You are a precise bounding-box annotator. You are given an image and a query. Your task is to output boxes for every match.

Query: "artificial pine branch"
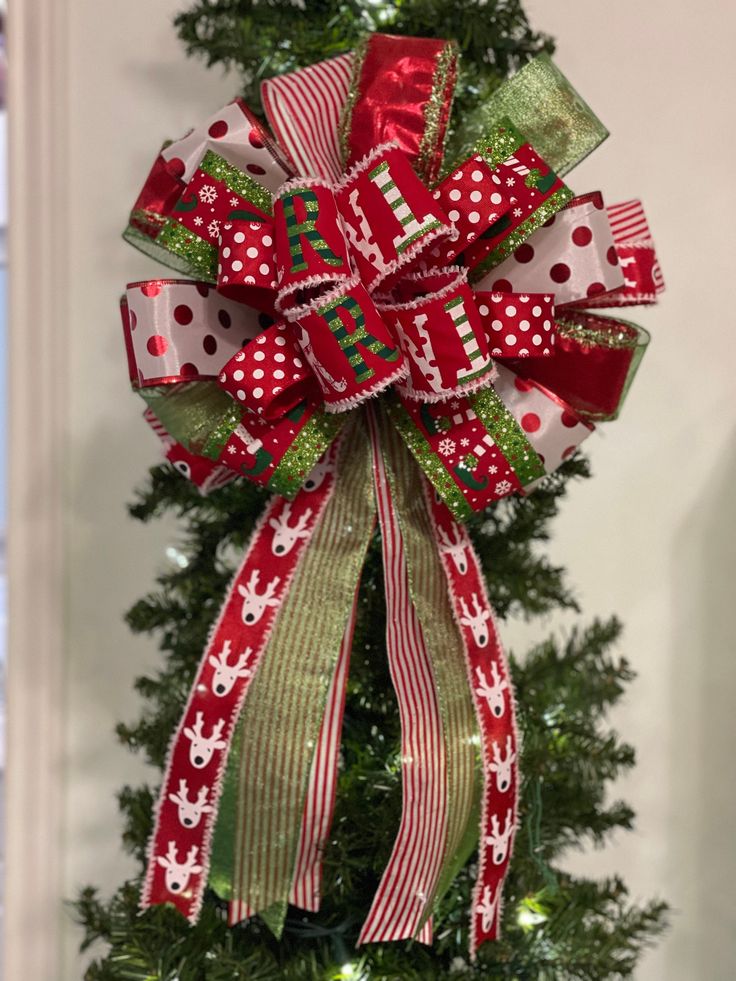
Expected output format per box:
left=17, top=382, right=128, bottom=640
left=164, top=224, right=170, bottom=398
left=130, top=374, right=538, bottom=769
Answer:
left=174, top=0, right=553, bottom=114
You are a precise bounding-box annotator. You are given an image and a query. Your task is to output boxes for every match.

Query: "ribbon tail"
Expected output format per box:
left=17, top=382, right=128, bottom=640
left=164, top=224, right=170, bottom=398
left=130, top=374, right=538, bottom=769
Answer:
left=424, top=489, right=520, bottom=957
left=359, top=409, right=477, bottom=945
left=288, top=583, right=360, bottom=911
left=219, top=414, right=376, bottom=922
left=141, top=442, right=340, bottom=923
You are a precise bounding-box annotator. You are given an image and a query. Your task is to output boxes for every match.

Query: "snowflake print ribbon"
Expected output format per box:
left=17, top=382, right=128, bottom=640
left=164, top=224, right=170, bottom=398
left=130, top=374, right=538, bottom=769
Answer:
left=120, top=33, right=663, bottom=957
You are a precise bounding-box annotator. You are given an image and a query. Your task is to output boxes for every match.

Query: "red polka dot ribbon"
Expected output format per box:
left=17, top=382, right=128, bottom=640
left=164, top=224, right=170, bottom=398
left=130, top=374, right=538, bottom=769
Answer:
left=121, top=33, right=663, bottom=959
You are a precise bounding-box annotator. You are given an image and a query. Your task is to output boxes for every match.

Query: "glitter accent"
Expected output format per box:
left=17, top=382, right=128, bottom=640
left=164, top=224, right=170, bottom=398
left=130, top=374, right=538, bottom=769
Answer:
left=471, top=388, right=545, bottom=486
left=157, top=218, right=218, bottom=281
left=556, top=315, right=650, bottom=350
left=474, top=118, right=526, bottom=168
left=469, top=186, right=574, bottom=281
left=459, top=54, right=609, bottom=177
left=269, top=410, right=345, bottom=497
left=122, top=223, right=207, bottom=278
left=199, top=151, right=273, bottom=216
left=417, top=40, right=459, bottom=183
left=339, top=35, right=369, bottom=166
left=385, top=395, right=472, bottom=521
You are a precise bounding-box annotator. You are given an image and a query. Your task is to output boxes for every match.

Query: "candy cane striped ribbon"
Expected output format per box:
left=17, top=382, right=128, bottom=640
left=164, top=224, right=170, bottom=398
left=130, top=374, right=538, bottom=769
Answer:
left=261, top=53, right=353, bottom=181
left=359, top=409, right=449, bottom=944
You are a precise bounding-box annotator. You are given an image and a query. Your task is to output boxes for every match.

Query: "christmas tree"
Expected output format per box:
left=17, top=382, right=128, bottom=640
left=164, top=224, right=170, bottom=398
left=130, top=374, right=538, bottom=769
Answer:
left=75, top=3, right=668, bottom=978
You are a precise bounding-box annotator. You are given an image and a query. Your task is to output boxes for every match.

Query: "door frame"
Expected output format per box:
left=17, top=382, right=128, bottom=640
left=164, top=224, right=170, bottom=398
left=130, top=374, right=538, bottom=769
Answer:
left=6, top=1, right=69, bottom=977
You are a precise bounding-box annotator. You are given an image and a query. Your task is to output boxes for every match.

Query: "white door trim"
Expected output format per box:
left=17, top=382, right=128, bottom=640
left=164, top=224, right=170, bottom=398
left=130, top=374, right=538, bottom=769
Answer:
left=6, top=1, right=70, bottom=977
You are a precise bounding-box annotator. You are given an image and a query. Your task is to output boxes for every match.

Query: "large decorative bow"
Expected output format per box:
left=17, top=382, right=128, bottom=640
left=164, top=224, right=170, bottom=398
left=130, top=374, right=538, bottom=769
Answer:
left=122, top=35, right=663, bottom=956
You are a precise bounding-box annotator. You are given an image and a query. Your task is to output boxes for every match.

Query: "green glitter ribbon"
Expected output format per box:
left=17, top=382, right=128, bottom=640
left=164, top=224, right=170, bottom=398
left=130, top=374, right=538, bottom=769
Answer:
left=138, top=382, right=241, bottom=460
left=386, top=396, right=472, bottom=521
left=447, top=53, right=608, bottom=176
left=209, top=416, right=376, bottom=928
left=268, top=410, right=345, bottom=497
left=469, top=117, right=574, bottom=278
left=471, top=386, right=546, bottom=485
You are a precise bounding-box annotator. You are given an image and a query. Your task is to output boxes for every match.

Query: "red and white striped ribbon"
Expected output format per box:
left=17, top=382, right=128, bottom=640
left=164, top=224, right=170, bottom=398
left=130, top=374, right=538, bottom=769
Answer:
left=358, top=411, right=448, bottom=945
left=261, top=53, right=354, bottom=181
left=607, top=198, right=665, bottom=293
left=607, top=199, right=652, bottom=243
left=288, top=587, right=360, bottom=911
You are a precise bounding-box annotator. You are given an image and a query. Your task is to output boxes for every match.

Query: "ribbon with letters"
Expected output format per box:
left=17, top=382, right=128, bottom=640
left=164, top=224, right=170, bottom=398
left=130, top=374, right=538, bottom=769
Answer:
left=121, top=33, right=663, bottom=955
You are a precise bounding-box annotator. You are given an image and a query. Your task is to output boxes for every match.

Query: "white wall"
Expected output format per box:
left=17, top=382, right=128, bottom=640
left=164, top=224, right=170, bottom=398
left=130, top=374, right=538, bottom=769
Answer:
left=514, top=4, right=736, bottom=979
left=47, top=1, right=735, bottom=978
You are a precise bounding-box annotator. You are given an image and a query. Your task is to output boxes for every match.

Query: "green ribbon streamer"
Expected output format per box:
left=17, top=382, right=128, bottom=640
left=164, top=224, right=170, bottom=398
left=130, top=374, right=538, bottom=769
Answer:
left=209, top=413, right=376, bottom=928
left=376, top=413, right=479, bottom=932
left=139, top=382, right=241, bottom=459
left=448, top=53, right=609, bottom=177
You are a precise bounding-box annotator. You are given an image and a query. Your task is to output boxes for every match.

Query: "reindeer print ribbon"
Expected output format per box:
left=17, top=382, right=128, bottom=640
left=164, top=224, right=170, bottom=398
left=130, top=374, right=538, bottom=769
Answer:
left=124, top=32, right=663, bottom=958
left=142, top=441, right=340, bottom=920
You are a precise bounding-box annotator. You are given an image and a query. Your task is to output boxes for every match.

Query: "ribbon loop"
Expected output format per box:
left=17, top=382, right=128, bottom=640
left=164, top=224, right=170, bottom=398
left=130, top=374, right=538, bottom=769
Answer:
left=475, top=191, right=625, bottom=305
left=274, top=179, right=353, bottom=312
left=379, top=270, right=496, bottom=402
left=216, top=220, right=278, bottom=309
left=292, top=282, right=406, bottom=411
left=218, top=321, right=318, bottom=421
left=122, top=279, right=261, bottom=388
left=429, top=155, right=511, bottom=267
left=466, top=119, right=573, bottom=277
left=475, top=290, right=556, bottom=358
left=342, top=34, right=458, bottom=183
left=336, top=144, right=450, bottom=291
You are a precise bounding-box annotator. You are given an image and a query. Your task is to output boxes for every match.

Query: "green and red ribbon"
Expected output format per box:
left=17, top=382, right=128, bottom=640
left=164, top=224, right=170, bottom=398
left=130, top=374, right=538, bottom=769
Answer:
left=121, top=33, right=663, bottom=955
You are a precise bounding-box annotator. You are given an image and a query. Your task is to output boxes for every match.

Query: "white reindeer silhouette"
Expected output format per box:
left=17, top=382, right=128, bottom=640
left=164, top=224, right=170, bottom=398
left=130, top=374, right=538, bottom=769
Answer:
left=156, top=841, right=203, bottom=894
left=295, top=324, right=347, bottom=392
left=619, top=254, right=637, bottom=288
left=303, top=456, right=333, bottom=492
left=437, top=523, right=468, bottom=575
left=269, top=503, right=313, bottom=556
left=183, top=712, right=226, bottom=769
left=475, top=884, right=500, bottom=933
left=474, top=662, right=508, bottom=718
left=459, top=593, right=491, bottom=647
left=489, top=735, right=516, bottom=793
left=168, top=779, right=213, bottom=829
left=208, top=639, right=252, bottom=696
left=485, top=808, right=514, bottom=865
left=237, top=570, right=281, bottom=625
